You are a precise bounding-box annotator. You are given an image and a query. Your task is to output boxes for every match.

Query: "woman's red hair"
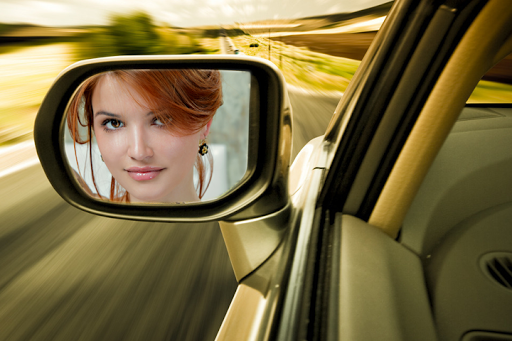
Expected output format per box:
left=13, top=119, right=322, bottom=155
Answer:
left=67, top=69, right=223, bottom=202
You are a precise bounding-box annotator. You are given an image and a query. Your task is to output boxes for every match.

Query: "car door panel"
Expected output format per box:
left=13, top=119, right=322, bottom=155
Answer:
left=339, top=214, right=437, bottom=341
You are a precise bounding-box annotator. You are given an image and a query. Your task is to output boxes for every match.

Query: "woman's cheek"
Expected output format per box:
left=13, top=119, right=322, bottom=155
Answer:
left=107, top=134, right=128, bottom=161
left=95, top=129, right=122, bottom=163
left=174, top=134, right=199, bottom=157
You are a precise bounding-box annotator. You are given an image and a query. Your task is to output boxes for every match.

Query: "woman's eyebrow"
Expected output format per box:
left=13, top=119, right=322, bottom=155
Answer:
left=95, top=111, right=121, bottom=118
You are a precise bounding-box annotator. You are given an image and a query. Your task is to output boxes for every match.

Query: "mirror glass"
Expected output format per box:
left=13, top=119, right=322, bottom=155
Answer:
left=63, top=69, right=251, bottom=204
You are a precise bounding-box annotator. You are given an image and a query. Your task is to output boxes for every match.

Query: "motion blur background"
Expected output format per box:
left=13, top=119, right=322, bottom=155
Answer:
left=0, top=0, right=511, bottom=340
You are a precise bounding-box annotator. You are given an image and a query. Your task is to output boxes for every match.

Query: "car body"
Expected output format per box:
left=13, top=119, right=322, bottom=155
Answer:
left=34, top=0, right=512, bottom=340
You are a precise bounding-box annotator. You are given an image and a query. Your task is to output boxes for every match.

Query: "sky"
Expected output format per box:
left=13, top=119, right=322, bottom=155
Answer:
left=0, top=0, right=390, bottom=27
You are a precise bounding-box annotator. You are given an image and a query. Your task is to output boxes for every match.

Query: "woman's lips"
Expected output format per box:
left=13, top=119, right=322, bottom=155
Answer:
left=125, top=167, right=165, bottom=181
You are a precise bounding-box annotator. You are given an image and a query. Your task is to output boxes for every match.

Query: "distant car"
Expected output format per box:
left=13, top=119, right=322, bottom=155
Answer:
left=35, top=0, right=512, bottom=340
left=233, top=49, right=240, bottom=54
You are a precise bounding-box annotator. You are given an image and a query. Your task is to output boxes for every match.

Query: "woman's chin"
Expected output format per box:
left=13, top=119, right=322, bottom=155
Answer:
left=129, top=193, right=170, bottom=203
left=116, top=177, right=199, bottom=203
left=128, top=191, right=199, bottom=204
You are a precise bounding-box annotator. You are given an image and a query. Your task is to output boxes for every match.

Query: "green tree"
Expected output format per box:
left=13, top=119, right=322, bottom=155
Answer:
left=109, top=12, right=162, bottom=55
left=77, top=11, right=196, bottom=59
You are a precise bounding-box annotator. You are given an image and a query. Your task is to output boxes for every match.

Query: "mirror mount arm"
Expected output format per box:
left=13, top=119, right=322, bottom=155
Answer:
left=219, top=203, right=291, bottom=282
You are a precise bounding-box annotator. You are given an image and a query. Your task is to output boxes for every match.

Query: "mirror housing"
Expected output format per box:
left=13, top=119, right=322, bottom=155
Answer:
left=35, top=55, right=292, bottom=222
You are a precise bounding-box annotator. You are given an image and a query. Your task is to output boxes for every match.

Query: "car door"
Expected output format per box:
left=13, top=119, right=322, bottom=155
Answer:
left=215, top=0, right=512, bottom=340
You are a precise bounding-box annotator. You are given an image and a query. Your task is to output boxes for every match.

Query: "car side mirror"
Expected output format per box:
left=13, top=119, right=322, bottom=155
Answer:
left=35, top=55, right=292, bottom=223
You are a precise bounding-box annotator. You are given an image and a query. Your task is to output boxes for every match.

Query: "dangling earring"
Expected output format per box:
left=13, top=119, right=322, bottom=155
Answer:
left=101, top=155, right=104, bottom=162
left=198, top=138, right=209, bottom=156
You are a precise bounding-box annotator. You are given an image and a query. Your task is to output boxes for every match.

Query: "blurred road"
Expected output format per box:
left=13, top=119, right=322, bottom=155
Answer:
left=0, top=140, right=39, bottom=177
left=0, top=164, right=236, bottom=340
left=219, top=31, right=238, bottom=54
left=288, top=87, right=340, bottom=159
left=0, top=88, right=339, bottom=340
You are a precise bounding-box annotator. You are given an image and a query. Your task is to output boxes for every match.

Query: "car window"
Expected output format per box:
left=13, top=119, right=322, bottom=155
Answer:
left=468, top=52, right=512, bottom=103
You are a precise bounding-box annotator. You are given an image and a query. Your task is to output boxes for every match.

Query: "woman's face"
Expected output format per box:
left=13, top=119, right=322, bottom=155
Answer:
left=91, top=75, right=210, bottom=203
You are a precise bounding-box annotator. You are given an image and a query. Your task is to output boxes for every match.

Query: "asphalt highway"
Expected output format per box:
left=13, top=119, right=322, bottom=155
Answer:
left=0, top=88, right=340, bottom=340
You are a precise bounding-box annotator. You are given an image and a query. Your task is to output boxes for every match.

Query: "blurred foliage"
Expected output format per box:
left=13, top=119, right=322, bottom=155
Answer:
left=110, top=12, right=161, bottom=55
left=76, top=12, right=210, bottom=60
left=0, top=23, right=12, bottom=35
left=0, top=23, right=29, bottom=36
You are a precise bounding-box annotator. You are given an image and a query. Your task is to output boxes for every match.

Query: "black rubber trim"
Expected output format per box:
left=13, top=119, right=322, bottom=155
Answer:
left=326, top=213, right=341, bottom=341
left=318, top=0, right=432, bottom=216
left=295, top=206, right=324, bottom=340
left=324, top=0, right=402, bottom=141
left=309, top=210, right=338, bottom=341
left=294, top=209, right=341, bottom=341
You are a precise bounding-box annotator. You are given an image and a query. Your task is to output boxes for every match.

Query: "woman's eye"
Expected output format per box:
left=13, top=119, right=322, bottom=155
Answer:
left=102, top=119, right=124, bottom=131
left=152, top=117, right=169, bottom=127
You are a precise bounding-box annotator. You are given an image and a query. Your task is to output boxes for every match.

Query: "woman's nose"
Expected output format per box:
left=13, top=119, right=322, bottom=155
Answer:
left=127, top=128, right=153, bottom=160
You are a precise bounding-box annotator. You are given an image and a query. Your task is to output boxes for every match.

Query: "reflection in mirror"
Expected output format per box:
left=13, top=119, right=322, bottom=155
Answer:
left=64, top=69, right=250, bottom=204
